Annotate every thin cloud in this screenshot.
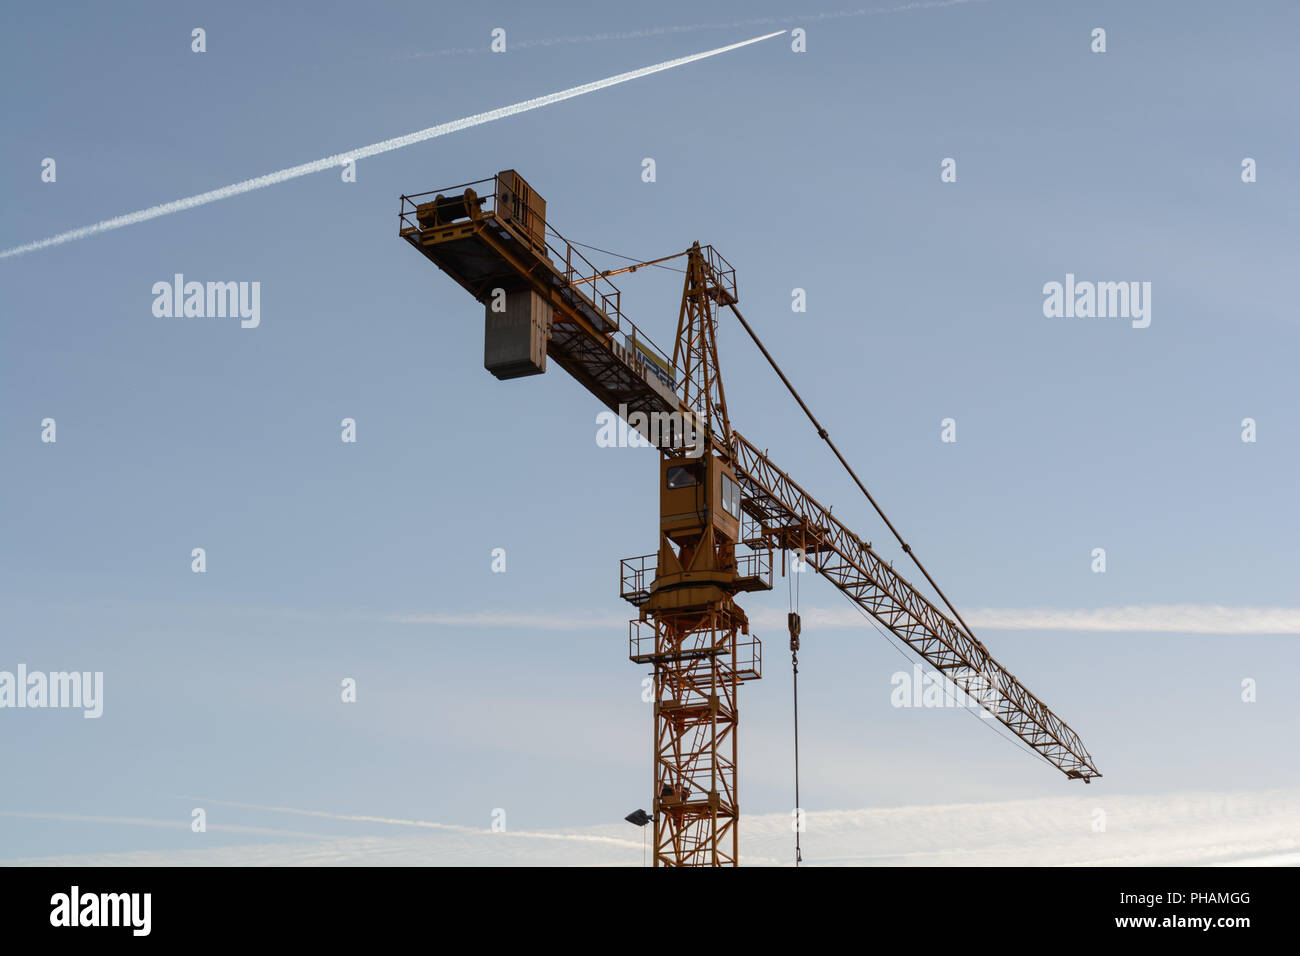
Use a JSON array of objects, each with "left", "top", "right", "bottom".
[
  {"left": 184, "top": 797, "right": 642, "bottom": 849},
  {"left": 383, "top": 610, "right": 626, "bottom": 630},
  {"left": 7, "top": 788, "right": 1299, "bottom": 867},
  {"left": 384, "top": 604, "right": 1300, "bottom": 635},
  {"left": 750, "top": 603, "right": 1300, "bottom": 634},
  {"left": 398, "top": 0, "right": 987, "bottom": 59},
  {"left": 0, "top": 810, "right": 332, "bottom": 841},
  {"left": 967, "top": 605, "right": 1300, "bottom": 635}
]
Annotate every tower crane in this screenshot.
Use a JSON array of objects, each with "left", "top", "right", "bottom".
[{"left": 398, "top": 170, "right": 1100, "bottom": 867}]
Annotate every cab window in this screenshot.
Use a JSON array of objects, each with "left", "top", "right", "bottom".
[
  {"left": 721, "top": 474, "right": 741, "bottom": 518},
  {"left": 666, "top": 464, "right": 702, "bottom": 489}
]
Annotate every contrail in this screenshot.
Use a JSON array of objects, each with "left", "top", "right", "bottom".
[
  {"left": 398, "top": 0, "right": 986, "bottom": 59},
  {"left": 0, "top": 30, "right": 784, "bottom": 261},
  {"left": 185, "top": 797, "right": 643, "bottom": 849}
]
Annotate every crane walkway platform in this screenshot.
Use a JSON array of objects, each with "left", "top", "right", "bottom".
[{"left": 400, "top": 174, "right": 687, "bottom": 441}]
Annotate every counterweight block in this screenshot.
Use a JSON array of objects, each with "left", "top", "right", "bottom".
[{"left": 484, "top": 288, "right": 551, "bottom": 379}]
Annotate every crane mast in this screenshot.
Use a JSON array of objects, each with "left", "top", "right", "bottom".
[
  {"left": 398, "top": 170, "right": 1100, "bottom": 867},
  {"left": 621, "top": 243, "right": 770, "bottom": 865}
]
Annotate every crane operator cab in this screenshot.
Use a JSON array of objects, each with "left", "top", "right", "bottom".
[{"left": 660, "top": 453, "right": 742, "bottom": 549}]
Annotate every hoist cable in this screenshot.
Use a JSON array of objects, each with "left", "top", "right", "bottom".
[
  {"left": 789, "top": 555, "right": 803, "bottom": 867},
  {"left": 792, "top": 637, "right": 802, "bottom": 867}
]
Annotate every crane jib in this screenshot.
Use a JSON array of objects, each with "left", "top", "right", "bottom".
[{"left": 731, "top": 430, "right": 1101, "bottom": 783}]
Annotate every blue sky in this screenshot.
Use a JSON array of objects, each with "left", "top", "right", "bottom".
[{"left": 2, "top": 0, "right": 1297, "bottom": 864}]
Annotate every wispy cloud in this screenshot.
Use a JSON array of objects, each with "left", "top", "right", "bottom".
[
  {"left": 7, "top": 788, "right": 1299, "bottom": 867},
  {"left": 0, "top": 810, "right": 332, "bottom": 841},
  {"left": 966, "top": 605, "right": 1300, "bottom": 635},
  {"left": 182, "top": 798, "right": 641, "bottom": 849},
  {"left": 397, "top": 1, "right": 987, "bottom": 59},
  {"left": 384, "top": 604, "right": 1300, "bottom": 635},
  {"left": 382, "top": 611, "right": 626, "bottom": 630},
  {"left": 751, "top": 603, "right": 1300, "bottom": 634}
]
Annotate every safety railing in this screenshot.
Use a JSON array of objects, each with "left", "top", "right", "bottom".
[
  {"left": 628, "top": 618, "right": 657, "bottom": 662},
  {"left": 399, "top": 175, "right": 679, "bottom": 384},
  {"left": 621, "top": 548, "right": 770, "bottom": 602},
  {"left": 702, "top": 244, "right": 738, "bottom": 305},
  {"left": 620, "top": 553, "right": 655, "bottom": 606},
  {"left": 629, "top": 619, "right": 762, "bottom": 681},
  {"left": 735, "top": 549, "right": 772, "bottom": 591},
  {"left": 734, "top": 634, "right": 762, "bottom": 681}
]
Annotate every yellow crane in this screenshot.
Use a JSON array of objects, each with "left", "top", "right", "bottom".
[{"left": 399, "top": 170, "right": 1100, "bottom": 867}]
